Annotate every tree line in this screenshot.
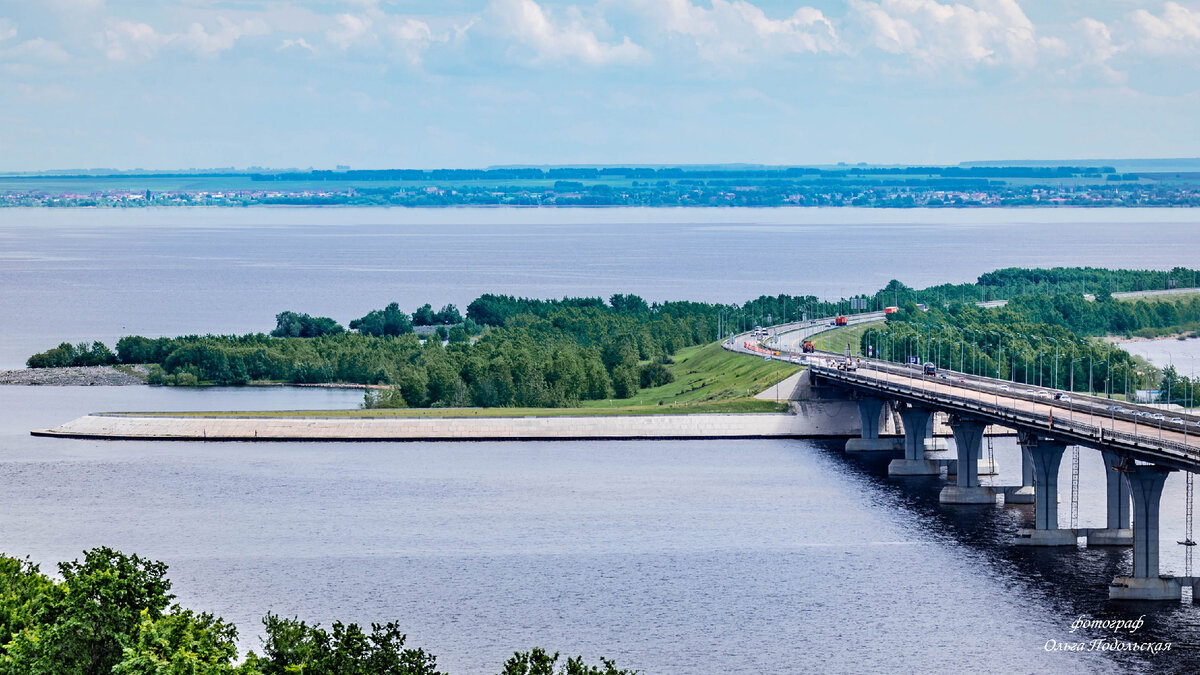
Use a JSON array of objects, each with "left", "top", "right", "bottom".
[
  {"left": 0, "top": 548, "right": 636, "bottom": 675},
  {"left": 40, "top": 296, "right": 714, "bottom": 407},
  {"left": 860, "top": 294, "right": 1200, "bottom": 400},
  {"left": 26, "top": 269, "right": 1200, "bottom": 405}
]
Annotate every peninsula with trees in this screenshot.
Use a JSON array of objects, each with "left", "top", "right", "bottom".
[{"left": 23, "top": 267, "right": 1200, "bottom": 413}]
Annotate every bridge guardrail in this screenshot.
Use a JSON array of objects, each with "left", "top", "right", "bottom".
[{"left": 811, "top": 363, "right": 1200, "bottom": 469}]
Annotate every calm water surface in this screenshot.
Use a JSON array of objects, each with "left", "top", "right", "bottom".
[
  {"left": 4, "top": 207, "right": 1200, "bottom": 672},
  {"left": 2, "top": 207, "right": 1200, "bottom": 368}
]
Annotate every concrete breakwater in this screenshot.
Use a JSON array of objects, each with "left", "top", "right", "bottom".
[
  {"left": 32, "top": 400, "right": 865, "bottom": 442},
  {"left": 0, "top": 366, "right": 145, "bottom": 386}
]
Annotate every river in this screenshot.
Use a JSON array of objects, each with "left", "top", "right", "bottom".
[{"left": 3, "top": 207, "right": 1200, "bottom": 672}]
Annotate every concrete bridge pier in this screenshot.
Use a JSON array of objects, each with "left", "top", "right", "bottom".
[
  {"left": 845, "top": 398, "right": 898, "bottom": 452},
  {"left": 940, "top": 416, "right": 996, "bottom": 504},
  {"left": 1110, "top": 464, "right": 1180, "bottom": 600},
  {"left": 888, "top": 405, "right": 939, "bottom": 475},
  {"left": 1002, "top": 446, "right": 1036, "bottom": 504},
  {"left": 1014, "top": 436, "right": 1076, "bottom": 546},
  {"left": 1087, "top": 450, "right": 1133, "bottom": 546}
]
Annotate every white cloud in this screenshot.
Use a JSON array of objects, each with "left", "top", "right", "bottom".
[
  {"left": 489, "top": 0, "right": 646, "bottom": 66},
  {"left": 178, "top": 18, "right": 269, "bottom": 57},
  {"left": 633, "top": 0, "right": 838, "bottom": 63},
  {"left": 2, "top": 38, "right": 72, "bottom": 64},
  {"left": 324, "top": 3, "right": 443, "bottom": 65},
  {"left": 99, "top": 16, "right": 268, "bottom": 61},
  {"left": 0, "top": 18, "right": 16, "bottom": 43},
  {"left": 848, "top": 0, "right": 1039, "bottom": 70},
  {"left": 100, "top": 20, "right": 169, "bottom": 61},
  {"left": 1130, "top": 1, "right": 1200, "bottom": 54},
  {"left": 328, "top": 13, "right": 376, "bottom": 50},
  {"left": 278, "top": 37, "right": 315, "bottom": 53},
  {"left": 1075, "top": 17, "right": 1124, "bottom": 82}
]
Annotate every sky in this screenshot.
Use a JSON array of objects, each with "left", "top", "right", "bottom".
[{"left": 1, "top": 0, "right": 1199, "bottom": 171}]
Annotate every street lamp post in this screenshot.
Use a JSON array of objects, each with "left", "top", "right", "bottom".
[{"left": 1047, "top": 337, "right": 1059, "bottom": 390}]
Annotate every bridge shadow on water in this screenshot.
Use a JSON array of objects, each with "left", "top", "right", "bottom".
[{"left": 804, "top": 439, "right": 1200, "bottom": 673}]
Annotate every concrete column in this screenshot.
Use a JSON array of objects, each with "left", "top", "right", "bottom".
[
  {"left": 1030, "top": 441, "right": 1066, "bottom": 530},
  {"left": 1003, "top": 446, "right": 1036, "bottom": 504},
  {"left": 900, "top": 406, "right": 932, "bottom": 461},
  {"left": 1129, "top": 465, "right": 1171, "bottom": 578},
  {"left": 1014, "top": 437, "right": 1075, "bottom": 546},
  {"left": 1110, "top": 464, "right": 1178, "bottom": 600},
  {"left": 939, "top": 416, "right": 995, "bottom": 504},
  {"left": 845, "top": 398, "right": 898, "bottom": 452},
  {"left": 888, "top": 405, "right": 940, "bottom": 475},
  {"left": 859, "top": 398, "right": 883, "bottom": 439},
  {"left": 1088, "top": 450, "right": 1133, "bottom": 546}
]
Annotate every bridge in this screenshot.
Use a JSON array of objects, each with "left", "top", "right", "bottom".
[{"left": 731, "top": 316, "right": 1200, "bottom": 601}]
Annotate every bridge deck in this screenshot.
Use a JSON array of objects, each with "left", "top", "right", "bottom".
[{"left": 811, "top": 360, "right": 1200, "bottom": 471}]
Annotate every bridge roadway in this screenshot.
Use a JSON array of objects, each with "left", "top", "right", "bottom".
[
  {"left": 728, "top": 312, "right": 1200, "bottom": 601},
  {"left": 812, "top": 359, "right": 1200, "bottom": 473}
]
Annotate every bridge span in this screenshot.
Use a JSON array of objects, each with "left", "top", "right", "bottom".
[{"left": 735, "top": 317, "right": 1200, "bottom": 601}]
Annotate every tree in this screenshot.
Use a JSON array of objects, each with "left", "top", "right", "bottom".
[
  {"left": 112, "top": 609, "right": 247, "bottom": 675},
  {"left": 412, "top": 304, "right": 436, "bottom": 326},
  {"left": 639, "top": 362, "right": 674, "bottom": 388},
  {"left": 434, "top": 304, "right": 462, "bottom": 324},
  {"left": 255, "top": 614, "right": 444, "bottom": 675},
  {"left": 499, "top": 649, "right": 638, "bottom": 675},
  {"left": 609, "top": 294, "right": 648, "bottom": 314},
  {"left": 271, "top": 311, "right": 344, "bottom": 338},
  {"left": 351, "top": 303, "right": 414, "bottom": 336},
  {"left": 2, "top": 547, "right": 174, "bottom": 675}
]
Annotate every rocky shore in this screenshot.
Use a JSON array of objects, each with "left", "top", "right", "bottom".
[{"left": 0, "top": 366, "right": 146, "bottom": 386}]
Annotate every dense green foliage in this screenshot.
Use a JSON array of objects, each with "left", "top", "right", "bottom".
[
  {"left": 25, "top": 341, "right": 118, "bottom": 369},
  {"left": 413, "top": 304, "right": 463, "bottom": 326},
  {"left": 350, "top": 302, "right": 415, "bottom": 337},
  {"left": 270, "top": 312, "right": 344, "bottom": 338},
  {"left": 726, "top": 268, "right": 1200, "bottom": 333},
  {"left": 860, "top": 294, "right": 1200, "bottom": 399},
  {"left": 977, "top": 267, "right": 1200, "bottom": 295},
  {"left": 0, "top": 549, "right": 636, "bottom": 675},
  {"left": 95, "top": 295, "right": 722, "bottom": 407},
  {"left": 499, "top": 648, "right": 635, "bottom": 675}
]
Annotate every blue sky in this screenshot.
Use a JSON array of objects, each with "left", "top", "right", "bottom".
[{"left": 1, "top": 0, "right": 1199, "bottom": 170}]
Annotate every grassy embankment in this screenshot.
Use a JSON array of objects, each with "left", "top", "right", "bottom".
[
  {"left": 127, "top": 342, "right": 800, "bottom": 418},
  {"left": 809, "top": 321, "right": 883, "bottom": 356}
]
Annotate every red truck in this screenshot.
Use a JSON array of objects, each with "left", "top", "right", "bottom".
[
  {"left": 801, "top": 340, "right": 815, "bottom": 353},
  {"left": 835, "top": 316, "right": 848, "bottom": 326}
]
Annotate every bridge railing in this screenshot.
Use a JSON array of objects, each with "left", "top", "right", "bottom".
[{"left": 812, "top": 364, "right": 1200, "bottom": 467}]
